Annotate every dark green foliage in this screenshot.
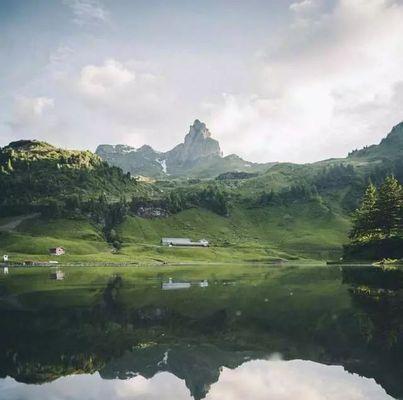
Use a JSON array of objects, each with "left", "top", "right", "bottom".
[
  {"left": 83, "top": 196, "right": 128, "bottom": 249},
  {"left": 0, "top": 140, "right": 139, "bottom": 217},
  {"left": 258, "top": 184, "right": 319, "bottom": 207},
  {"left": 349, "top": 183, "right": 378, "bottom": 241},
  {"left": 343, "top": 237, "right": 403, "bottom": 261},
  {"left": 130, "top": 185, "right": 230, "bottom": 216},
  {"left": 349, "top": 177, "right": 403, "bottom": 242},
  {"left": 376, "top": 176, "right": 402, "bottom": 236},
  {"left": 314, "top": 164, "right": 361, "bottom": 191},
  {"left": 342, "top": 265, "right": 403, "bottom": 290},
  {"left": 216, "top": 171, "right": 258, "bottom": 180},
  {"left": 346, "top": 176, "right": 403, "bottom": 259}
]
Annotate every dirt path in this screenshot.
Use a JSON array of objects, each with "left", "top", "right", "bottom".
[{"left": 0, "top": 213, "right": 40, "bottom": 232}]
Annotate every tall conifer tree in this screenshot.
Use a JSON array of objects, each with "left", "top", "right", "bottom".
[
  {"left": 376, "top": 176, "right": 401, "bottom": 237},
  {"left": 350, "top": 182, "right": 378, "bottom": 241}
]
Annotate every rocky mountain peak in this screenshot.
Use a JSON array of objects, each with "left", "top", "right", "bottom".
[
  {"left": 166, "top": 120, "right": 222, "bottom": 167},
  {"left": 185, "top": 119, "right": 212, "bottom": 143},
  {"left": 96, "top": 119, "right": 232, "bottom": 177},
  {"left": 137, "top": 144, "right": 158, "bottom": 154}
]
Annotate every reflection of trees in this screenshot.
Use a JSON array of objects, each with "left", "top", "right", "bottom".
[
  {"left": 342, "top": 266, "right": 403, "bottom": 290},
  {"left": 340, "top": 266, "right": 403, "bottom": 397},
  {"left": 0, "top": 275, "right": 129, "bottom": 383},
  {"left": 342, "top": 266, "right": 403, "bottom": 352},
  {"left": 0, "top": 269, "right": 402, "bottom": 399}
]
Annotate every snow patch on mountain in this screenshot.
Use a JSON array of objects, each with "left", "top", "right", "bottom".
[{"left": 156, "top": 158, "right": 168, "bottom": 174}]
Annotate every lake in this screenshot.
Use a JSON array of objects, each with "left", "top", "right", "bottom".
[{"left": 0, "top": 264, "right": 402, "bottom": 400}]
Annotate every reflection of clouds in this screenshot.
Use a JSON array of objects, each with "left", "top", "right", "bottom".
[
  {"left": 0, "top": 372, "right": 190, "bottom": 400},
  {"left": 206, "top": 360, "right": 393, "bottom": 400},
  {"left": 0, "top": 360, "right": 392, "bottom": 400}
]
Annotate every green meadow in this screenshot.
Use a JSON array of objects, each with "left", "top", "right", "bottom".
[{"left": 0, "top": 200, "right": 350, "bottom": 264}]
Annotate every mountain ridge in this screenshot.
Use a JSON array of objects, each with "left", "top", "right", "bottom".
[
  {"left": 97, "top": 119, "right": 403, "bottom": 179},
  {"left": 96, "top": 119, "right": 272, "bottom": 178}
]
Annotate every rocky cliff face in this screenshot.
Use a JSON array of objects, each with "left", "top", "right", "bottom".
[
  {"left": 96, "top": 119, "right": 265, "bottom": 178},
  {"left": 179, "top": 119, "right": 222, "bottom": 162},
  {"left": 164, "top": 120, "right": 223, "bottom": 173}
]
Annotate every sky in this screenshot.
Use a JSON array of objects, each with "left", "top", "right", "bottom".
[{"left": 1, "top": 0, "right": 403, "bottom": 163}]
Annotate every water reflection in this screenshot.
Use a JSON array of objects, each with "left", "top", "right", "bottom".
[
  {"left": 0, "top": 359, "right": 393, "bottom": 400},
  {"left": 0, "top": 265, "right": 401, "bottom": 400}
]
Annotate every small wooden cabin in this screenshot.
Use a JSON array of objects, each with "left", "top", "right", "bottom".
[{"left": 49, "top": 247, "right": 65, "bottom": 256}]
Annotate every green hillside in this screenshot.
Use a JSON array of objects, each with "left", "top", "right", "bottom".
[
  {"left": 0, "top": 199, "right": 349, "bottom": 263},
  {"left": 0, "top": 139, "right": 150, "bottom": 216},
  {"left": 1, "top": 122, "right": 403, "bottom": 263}
]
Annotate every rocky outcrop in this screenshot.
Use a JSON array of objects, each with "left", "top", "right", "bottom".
[
  {"left": 96, "top": 119, "right": 223, "bottom": 177},
  {"left": 96, "top": 119, "right": 267, "bottom": 178},
  {"left": 95, "top": 143, "right": 164, "bottom": 177},
  {"left": 166, "top": 120, "right": 222, "bottom": 165},
  {"left": 135, "top": 206, "right": 169, "bottom": 218}
]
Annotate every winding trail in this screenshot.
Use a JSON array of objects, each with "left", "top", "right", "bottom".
[{"left": 0, "top": 213, "right": 40, "bottom": 232}]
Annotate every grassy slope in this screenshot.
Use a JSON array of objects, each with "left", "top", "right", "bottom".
[
  {"left": 117, "top": 202, "right": 350, "bottom": 261},
  {"left": 0, "top": 199, "right": 350, "bottom": 263},
  {"left": 0, "top": 218, "right": 113, "bottom": 261}
]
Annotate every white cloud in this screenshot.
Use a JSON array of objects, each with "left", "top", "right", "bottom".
[
  {"left": 18, "top": 96, "right": 54, "bottom": 117},
  {"left": 7, "top": 96, "right": 55, "bottom": 134},
  {"left": 208, "top": 0, "right": 403, "bottom": 163},
  {"left": 79, "top": 59, "right": 135, "bottom": 96},
  {"left": 44, "top": 58, "right": 178, "bottom": 150},
  {"left": 74, "top": 59, "right": 172, "bottom": 130},
  {"left": 63, "top": 0, "right": 109, "bottom": 26},
  {"left": 289, "top": 0, "right": 319, "bottom": 14}
]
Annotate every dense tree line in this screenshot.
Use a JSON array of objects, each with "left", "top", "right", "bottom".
[
  {"left": 130, "top": 185, "right": 230, "bottom": 216},
  {"left": 314, "top": 164, "right": 360, "bottom": 191},
  {"left": 84, "top": 196, "right": 128, "bottom": 250},
  {"left": 258, "top": 183, "right": 320, "bottom": 207},
  {"left": 350, "top": 176, "right": 403, "bottom": 242}
]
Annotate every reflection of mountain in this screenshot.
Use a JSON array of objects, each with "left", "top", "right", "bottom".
[
  {"left": 100, "top": 345, "right": 254, "bottom": 400},
  {"left": 2, "top": 359, "right": 393, "bottom": 400},
  {"left": 0, "top": 267, "right": 402, "bottom": 399}
]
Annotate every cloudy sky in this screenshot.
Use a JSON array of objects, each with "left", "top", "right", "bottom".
[{"left": 1, "top": 0, "right": 403, "bottom": 163}]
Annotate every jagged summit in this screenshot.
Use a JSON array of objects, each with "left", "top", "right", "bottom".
[
  {"left": 185, "top": 119, "right": 212, "bottom": 141},
  {"left": 165, "top": 120, "right": 222, "bottom": 168},
  {"left": 95, "top": 119, "right": 254, "bottom": 178}
]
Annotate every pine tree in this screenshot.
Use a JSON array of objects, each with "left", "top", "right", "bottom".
[
  {"left": 350, "top": 182, "right": 378, "bottom": 241},
  {"left": 376, "top": 176, "right": 402, "bottom": 237}
]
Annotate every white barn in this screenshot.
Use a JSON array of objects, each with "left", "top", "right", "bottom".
[{"left": 161, "top": 238, "right": 209, "bottom": 247}]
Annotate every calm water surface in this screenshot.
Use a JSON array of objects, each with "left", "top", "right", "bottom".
[{"left": 0, "top": 264, "right": 401, "bottom": 399}]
